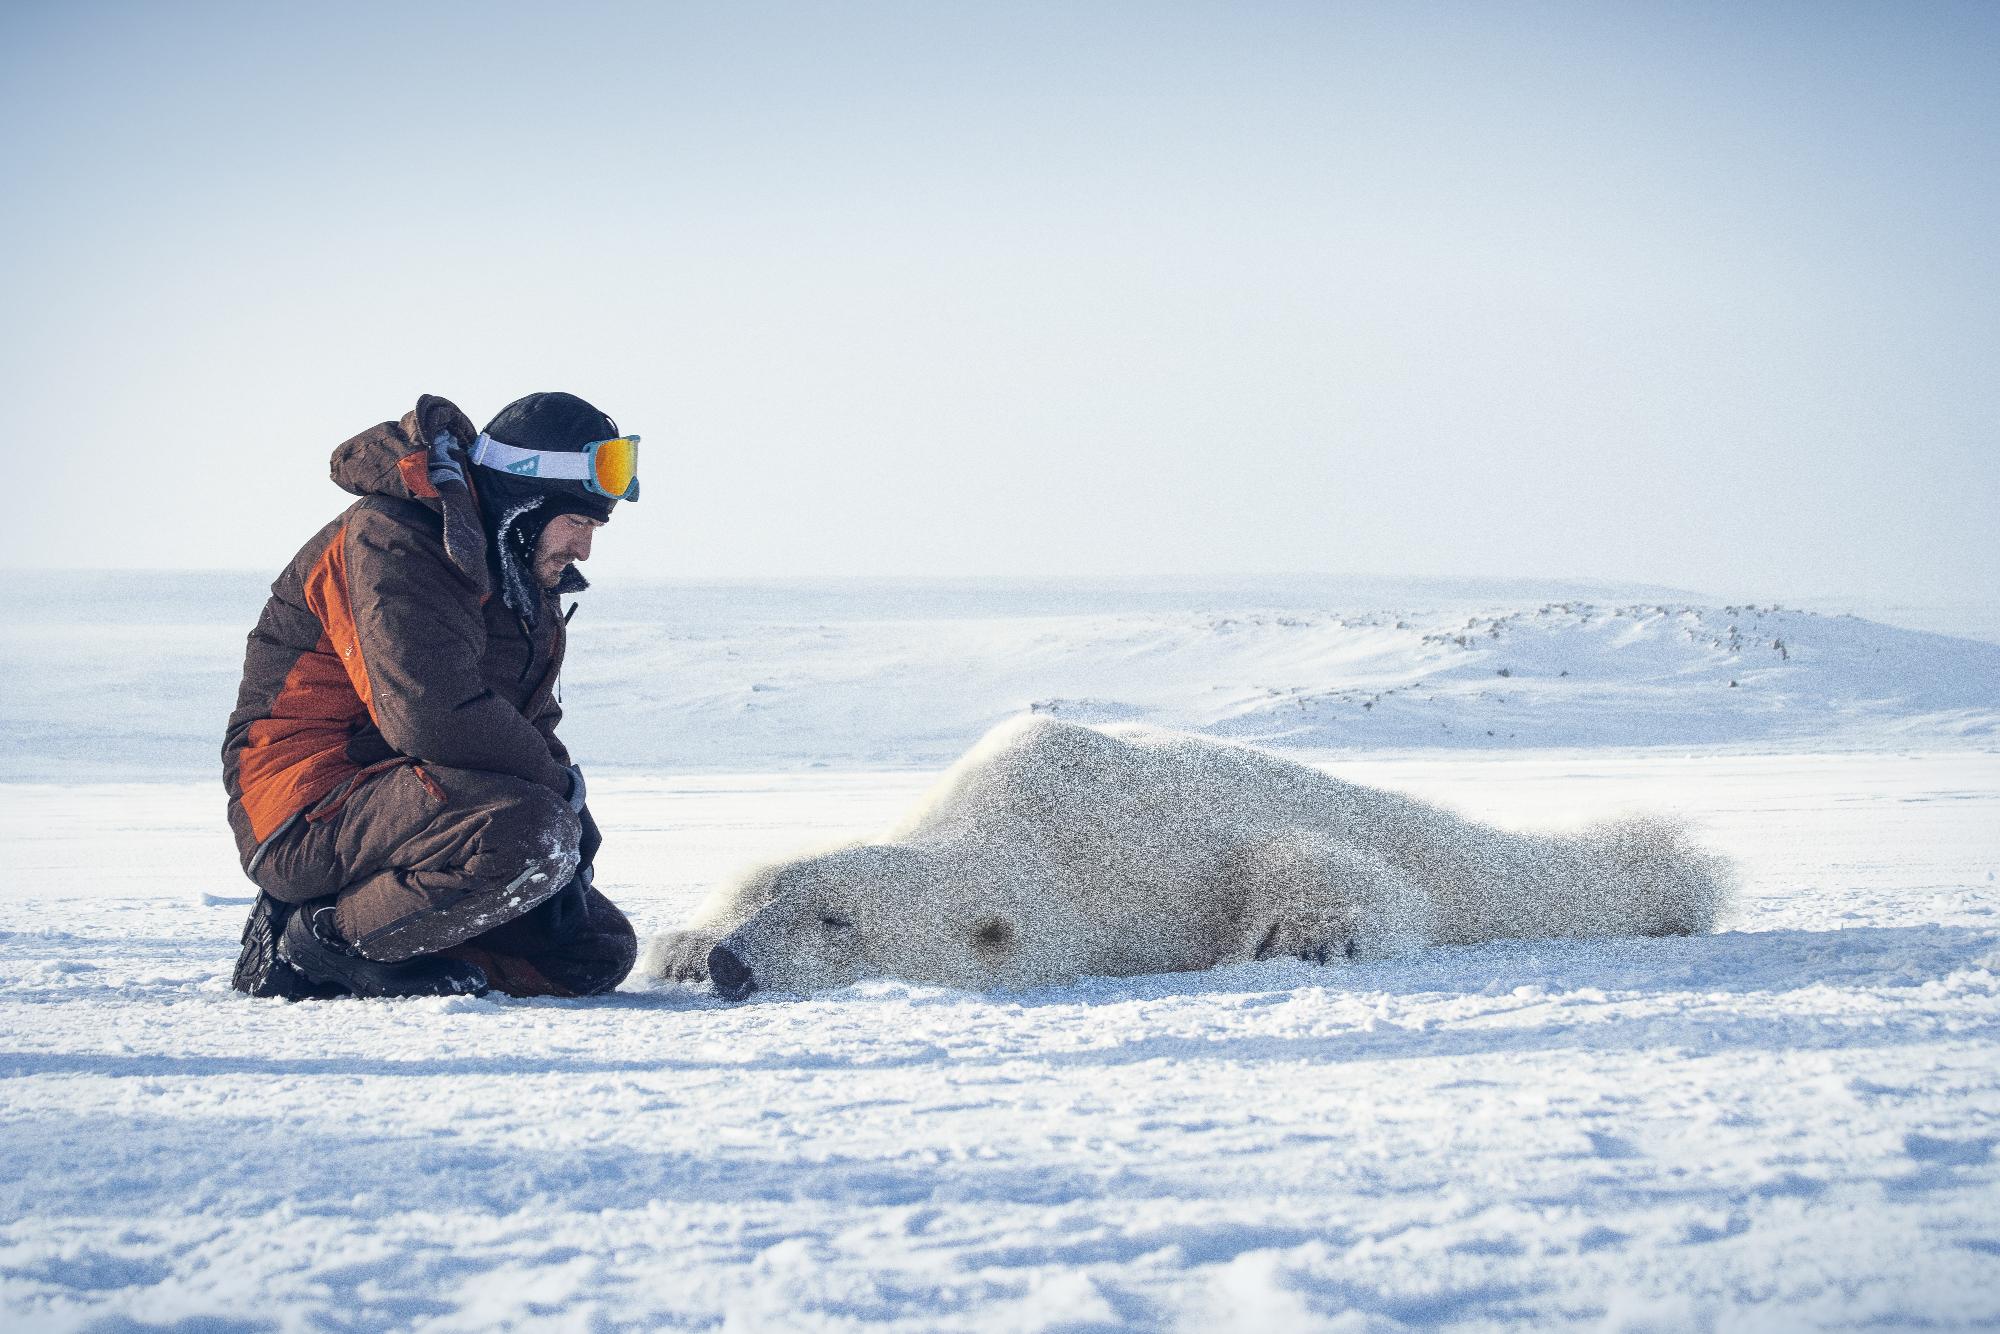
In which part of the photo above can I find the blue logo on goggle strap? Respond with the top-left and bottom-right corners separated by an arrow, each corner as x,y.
506,457 -> 539,476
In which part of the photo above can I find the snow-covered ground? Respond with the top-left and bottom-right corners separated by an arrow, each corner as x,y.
3,574 -> 1998,1330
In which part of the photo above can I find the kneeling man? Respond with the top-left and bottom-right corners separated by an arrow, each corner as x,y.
223,391 -> 642,999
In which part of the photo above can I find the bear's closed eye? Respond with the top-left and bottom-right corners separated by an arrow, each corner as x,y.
820,914 -> 852,930
971,918 -> 1014,953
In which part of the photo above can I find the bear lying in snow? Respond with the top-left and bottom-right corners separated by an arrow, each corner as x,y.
641,716 -> 1733,999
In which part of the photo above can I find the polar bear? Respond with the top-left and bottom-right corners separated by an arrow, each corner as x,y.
641,716 -> 1733,999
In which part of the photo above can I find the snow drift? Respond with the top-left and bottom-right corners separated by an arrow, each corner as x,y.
11,572 -> 1998,778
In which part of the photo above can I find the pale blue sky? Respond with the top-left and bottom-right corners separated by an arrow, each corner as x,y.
3,0 -> 1994,598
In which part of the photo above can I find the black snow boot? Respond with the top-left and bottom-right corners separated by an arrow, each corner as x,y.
278,900 -> 489,999
231,892 -> 346,1001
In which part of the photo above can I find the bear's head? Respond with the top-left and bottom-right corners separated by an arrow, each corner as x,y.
700,840 -> 1073,999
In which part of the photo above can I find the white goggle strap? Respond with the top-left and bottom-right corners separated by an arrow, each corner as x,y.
469,433 -> 596,483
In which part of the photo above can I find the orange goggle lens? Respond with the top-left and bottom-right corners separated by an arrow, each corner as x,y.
588,435 -> 640,499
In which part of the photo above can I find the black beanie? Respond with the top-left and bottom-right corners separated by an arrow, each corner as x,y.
475,391 -> 622,621
477,391 -> 623,526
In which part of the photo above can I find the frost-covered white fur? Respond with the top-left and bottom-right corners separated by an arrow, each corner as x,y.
642,717 -> 1733,996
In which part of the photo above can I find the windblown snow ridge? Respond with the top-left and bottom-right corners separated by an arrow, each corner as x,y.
560,598 -> 2000,766
11,573 -> 1993,778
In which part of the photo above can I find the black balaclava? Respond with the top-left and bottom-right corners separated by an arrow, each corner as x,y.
474,392 -> 622,624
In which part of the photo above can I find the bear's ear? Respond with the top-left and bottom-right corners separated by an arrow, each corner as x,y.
835,843 -> 923,882
970,916 -> 1016,959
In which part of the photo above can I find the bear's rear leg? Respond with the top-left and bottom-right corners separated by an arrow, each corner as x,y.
1225,834 -> 1432,965
1251,919 -> 1362,964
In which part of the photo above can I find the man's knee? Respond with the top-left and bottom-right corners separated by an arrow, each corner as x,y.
533,889 -> 640,997
447,770 -> 582,884
442,886 -> 639,998
575,892 -> 640,995
328,767 -> 584,961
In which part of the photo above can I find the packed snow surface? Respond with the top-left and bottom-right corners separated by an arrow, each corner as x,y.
2,573 -> 1998,1330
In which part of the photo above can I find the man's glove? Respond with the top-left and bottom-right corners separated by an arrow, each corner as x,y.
428,431 -> 469,491
537,864 -> 592,942
539,767 -> 602,943
424,429 -> 487,582
578,802 -> 603,872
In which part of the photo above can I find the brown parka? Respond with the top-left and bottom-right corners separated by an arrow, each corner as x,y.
221,395 -> 579,871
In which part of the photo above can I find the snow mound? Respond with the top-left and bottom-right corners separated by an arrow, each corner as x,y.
513,593 -> 2000,766
7,573 -> 1997,778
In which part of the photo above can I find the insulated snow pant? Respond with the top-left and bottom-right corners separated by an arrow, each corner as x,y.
247,761 -> 637,997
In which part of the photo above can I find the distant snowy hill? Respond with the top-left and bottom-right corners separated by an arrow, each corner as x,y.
562,589 -> 2000,766
7,572 -> 1997,778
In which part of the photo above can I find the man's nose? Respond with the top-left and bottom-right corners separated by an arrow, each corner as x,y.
572,529 -> 594,561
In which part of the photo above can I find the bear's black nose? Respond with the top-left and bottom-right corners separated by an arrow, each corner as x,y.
708,944 -> 756,1001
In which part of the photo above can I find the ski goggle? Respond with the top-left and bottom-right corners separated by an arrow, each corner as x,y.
469,432 -> 641,501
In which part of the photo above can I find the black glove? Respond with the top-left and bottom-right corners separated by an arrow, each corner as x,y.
544,767 -> 601,943
578,803 -> 603,871
537,865 -> 592,942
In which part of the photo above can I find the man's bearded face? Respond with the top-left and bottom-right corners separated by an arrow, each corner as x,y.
534,512 -> 604,588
